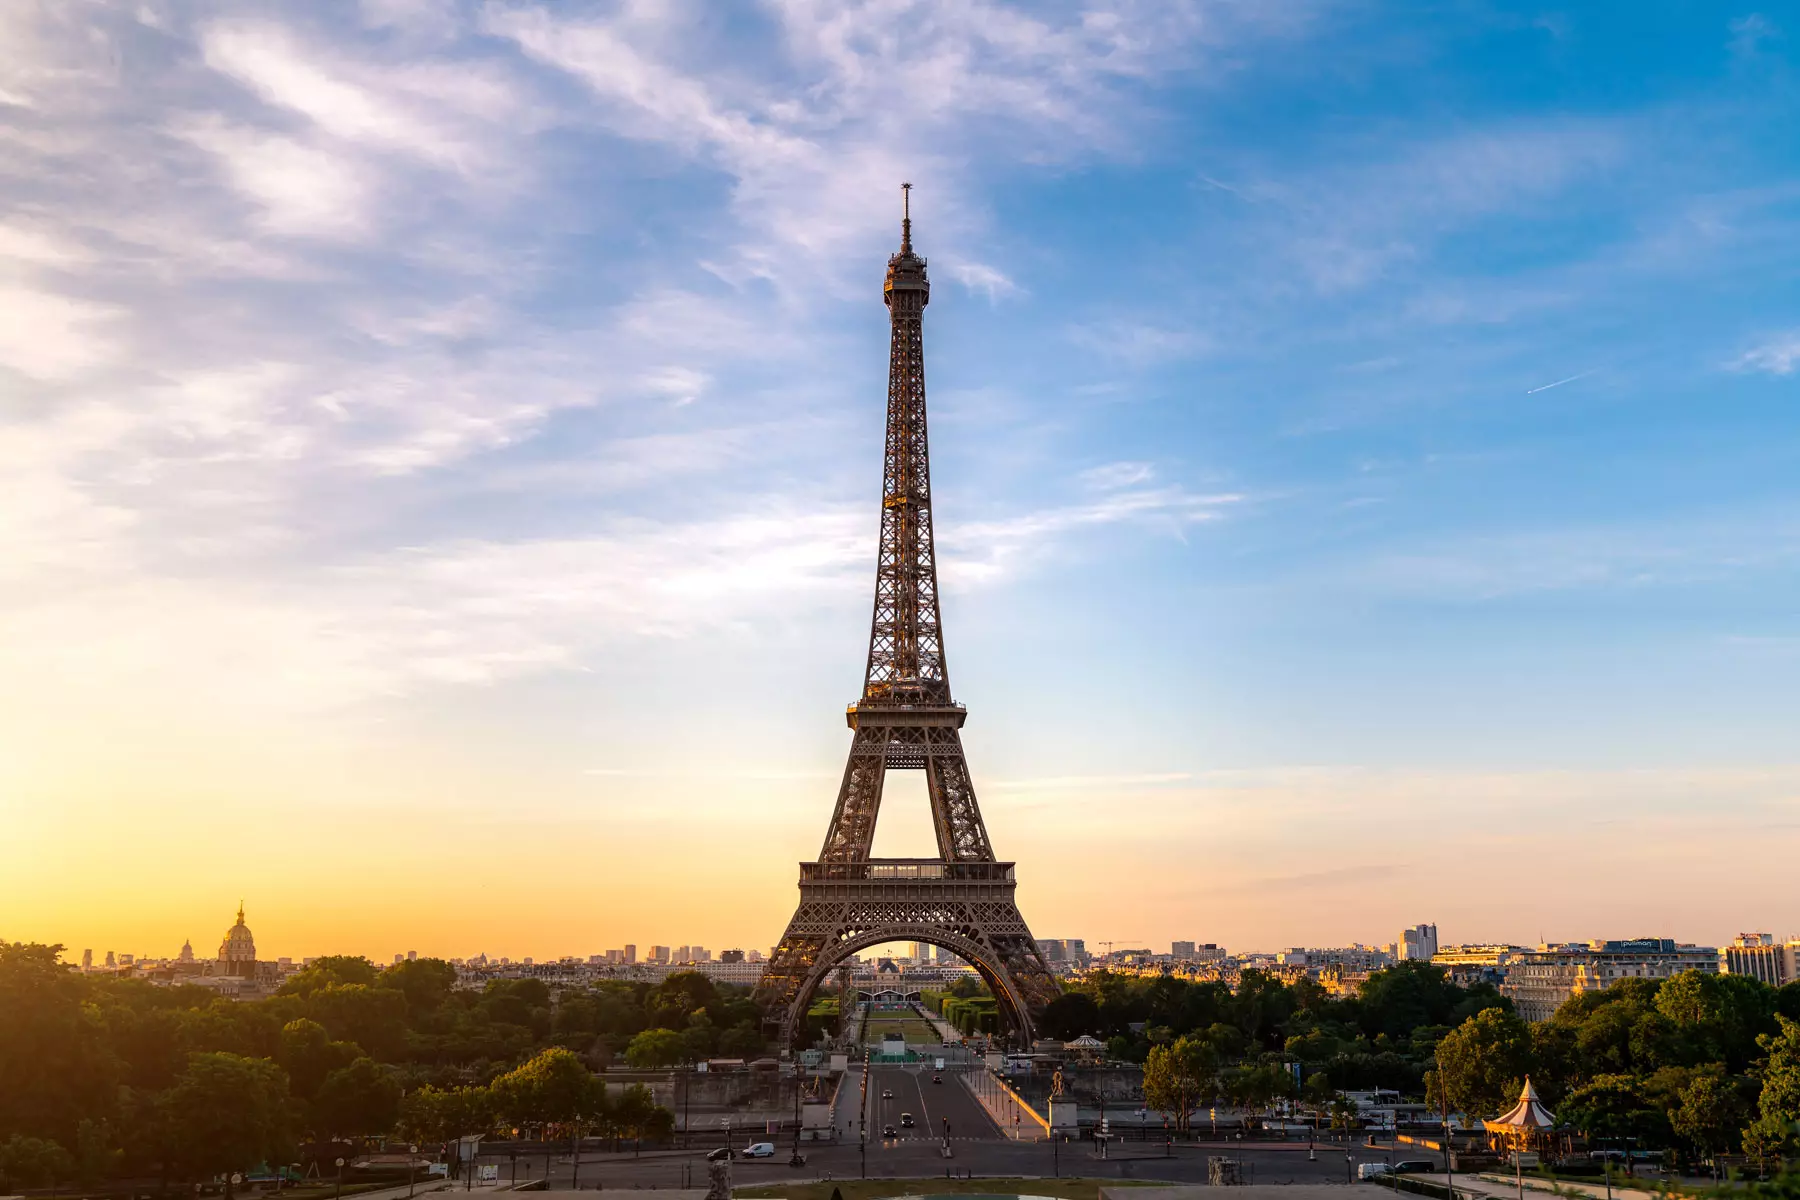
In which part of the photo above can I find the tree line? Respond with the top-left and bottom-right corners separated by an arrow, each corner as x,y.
0,943 -> 756,1192
1049,961 -> 1800,1172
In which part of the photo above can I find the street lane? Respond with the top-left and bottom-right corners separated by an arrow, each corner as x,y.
867,1064 -> 1002,1144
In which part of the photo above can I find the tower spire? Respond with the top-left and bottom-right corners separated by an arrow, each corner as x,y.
901,181 -> 912,253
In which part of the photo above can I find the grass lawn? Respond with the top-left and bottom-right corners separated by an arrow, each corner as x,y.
862,1016 -> 942,1043
737,1177 -> 1165,1200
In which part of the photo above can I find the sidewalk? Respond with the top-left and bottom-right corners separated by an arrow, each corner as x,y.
1458,1171 -> 1668,1200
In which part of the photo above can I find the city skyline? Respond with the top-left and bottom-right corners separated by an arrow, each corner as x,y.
5,3 -> 1799,958
37,902 -> 1799,970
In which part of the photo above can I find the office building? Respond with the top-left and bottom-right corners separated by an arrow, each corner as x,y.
1172,940 -> 1196,959
650,946 -> 670,964
623,944 -> 636,964
1719,933 -> 1799,985
1400,924 -> 1439,961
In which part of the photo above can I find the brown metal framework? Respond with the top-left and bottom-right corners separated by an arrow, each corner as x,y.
756,187 -> 1059,1047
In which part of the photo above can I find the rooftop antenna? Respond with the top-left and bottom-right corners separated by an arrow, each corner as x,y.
901,181 -> 912,252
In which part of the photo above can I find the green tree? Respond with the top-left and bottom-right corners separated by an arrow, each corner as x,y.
378,959 -> 458,1014
718,1021 -> 764,1058
490,1048 -> 603,1134
276,1018 -> 362,1102
1142,1036 -> 1218,1132
0,1135 -> 76,1192
312,1057 -> 402,1139
303,984 -> 409,1061
1435,1007 -> 1533,1118
681,1009 -> 718,1061
1740,1113 -> 1791,1176
1671,1071 -> 1749,1164
645,973 -> 721,1030
1039,991 -> 1102,1040
276,956 -> 378,997
398,1086 -> 492,1144
609,1084 -> 664,1146
0,943 -> 117,1145
74,1118 -> 120,1186
1754,1014 -> 1800,1130
1558,1073 -> 1671,1147
160,1052 -> 293,1194
625,1028 -> 686,1068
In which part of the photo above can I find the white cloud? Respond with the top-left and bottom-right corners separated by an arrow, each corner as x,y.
1079,461 -> 1156,489
0,282 -> 121,379
947,260 -> 1021,301
172,114 -> 370,239
1730,329 -> 1800,375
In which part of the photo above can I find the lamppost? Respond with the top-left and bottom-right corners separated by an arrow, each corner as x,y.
1345,1149 -> 1354,1184
333,1158 -> 344,1200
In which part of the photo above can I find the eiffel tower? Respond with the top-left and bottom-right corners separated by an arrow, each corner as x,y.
755,186 -> 1060,1048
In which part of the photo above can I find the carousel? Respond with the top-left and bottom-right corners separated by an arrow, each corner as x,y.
1484,1078 -> 1557,1198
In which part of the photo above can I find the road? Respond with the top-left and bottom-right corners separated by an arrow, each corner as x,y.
465,1071 -> 1414,1191
860,1064 -> 1002,1144
463,1137 -> 1411,1191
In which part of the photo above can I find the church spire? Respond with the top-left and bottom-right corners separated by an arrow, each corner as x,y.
236,900 -> 245,926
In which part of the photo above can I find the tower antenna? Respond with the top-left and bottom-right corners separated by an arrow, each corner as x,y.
901,182 -> 912,252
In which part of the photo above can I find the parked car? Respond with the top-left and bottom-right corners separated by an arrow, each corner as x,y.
1360,1160 -> 1438,1180
742,1143 -> 775,1159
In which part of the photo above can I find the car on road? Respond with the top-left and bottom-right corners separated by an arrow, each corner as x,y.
705,1148 -> 732,1162
742,1143 -> 776,1159
900,1113 -> 914,1128
932,1074 -> 942,1083
882,1124 -> 897,1138
881,1089 -> 894,1099
1359,1161 -> 1438,1180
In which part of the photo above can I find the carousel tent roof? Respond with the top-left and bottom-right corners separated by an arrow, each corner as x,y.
1483,1078 -> 1556,1133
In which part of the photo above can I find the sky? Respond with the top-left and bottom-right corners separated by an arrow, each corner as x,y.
2,1 -> 1797,966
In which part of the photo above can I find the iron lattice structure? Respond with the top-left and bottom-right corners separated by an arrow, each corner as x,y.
756,188 -> 1059,1048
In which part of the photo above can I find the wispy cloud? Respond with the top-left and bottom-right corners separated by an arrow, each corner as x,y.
1524,368 -> 1595,394
1730,329 -> 1800,375
947,260 -> 1022,301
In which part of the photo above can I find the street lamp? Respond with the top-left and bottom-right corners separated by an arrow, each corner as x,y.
333,1158 -> 345,1200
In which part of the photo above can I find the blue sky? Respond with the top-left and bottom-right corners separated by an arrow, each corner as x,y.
2,1 -> 1797,960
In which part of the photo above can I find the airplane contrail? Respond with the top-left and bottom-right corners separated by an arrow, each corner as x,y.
1525,369 -> 1596,394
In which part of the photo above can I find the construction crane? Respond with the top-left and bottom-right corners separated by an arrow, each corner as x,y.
1097,939 -> 1143,958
